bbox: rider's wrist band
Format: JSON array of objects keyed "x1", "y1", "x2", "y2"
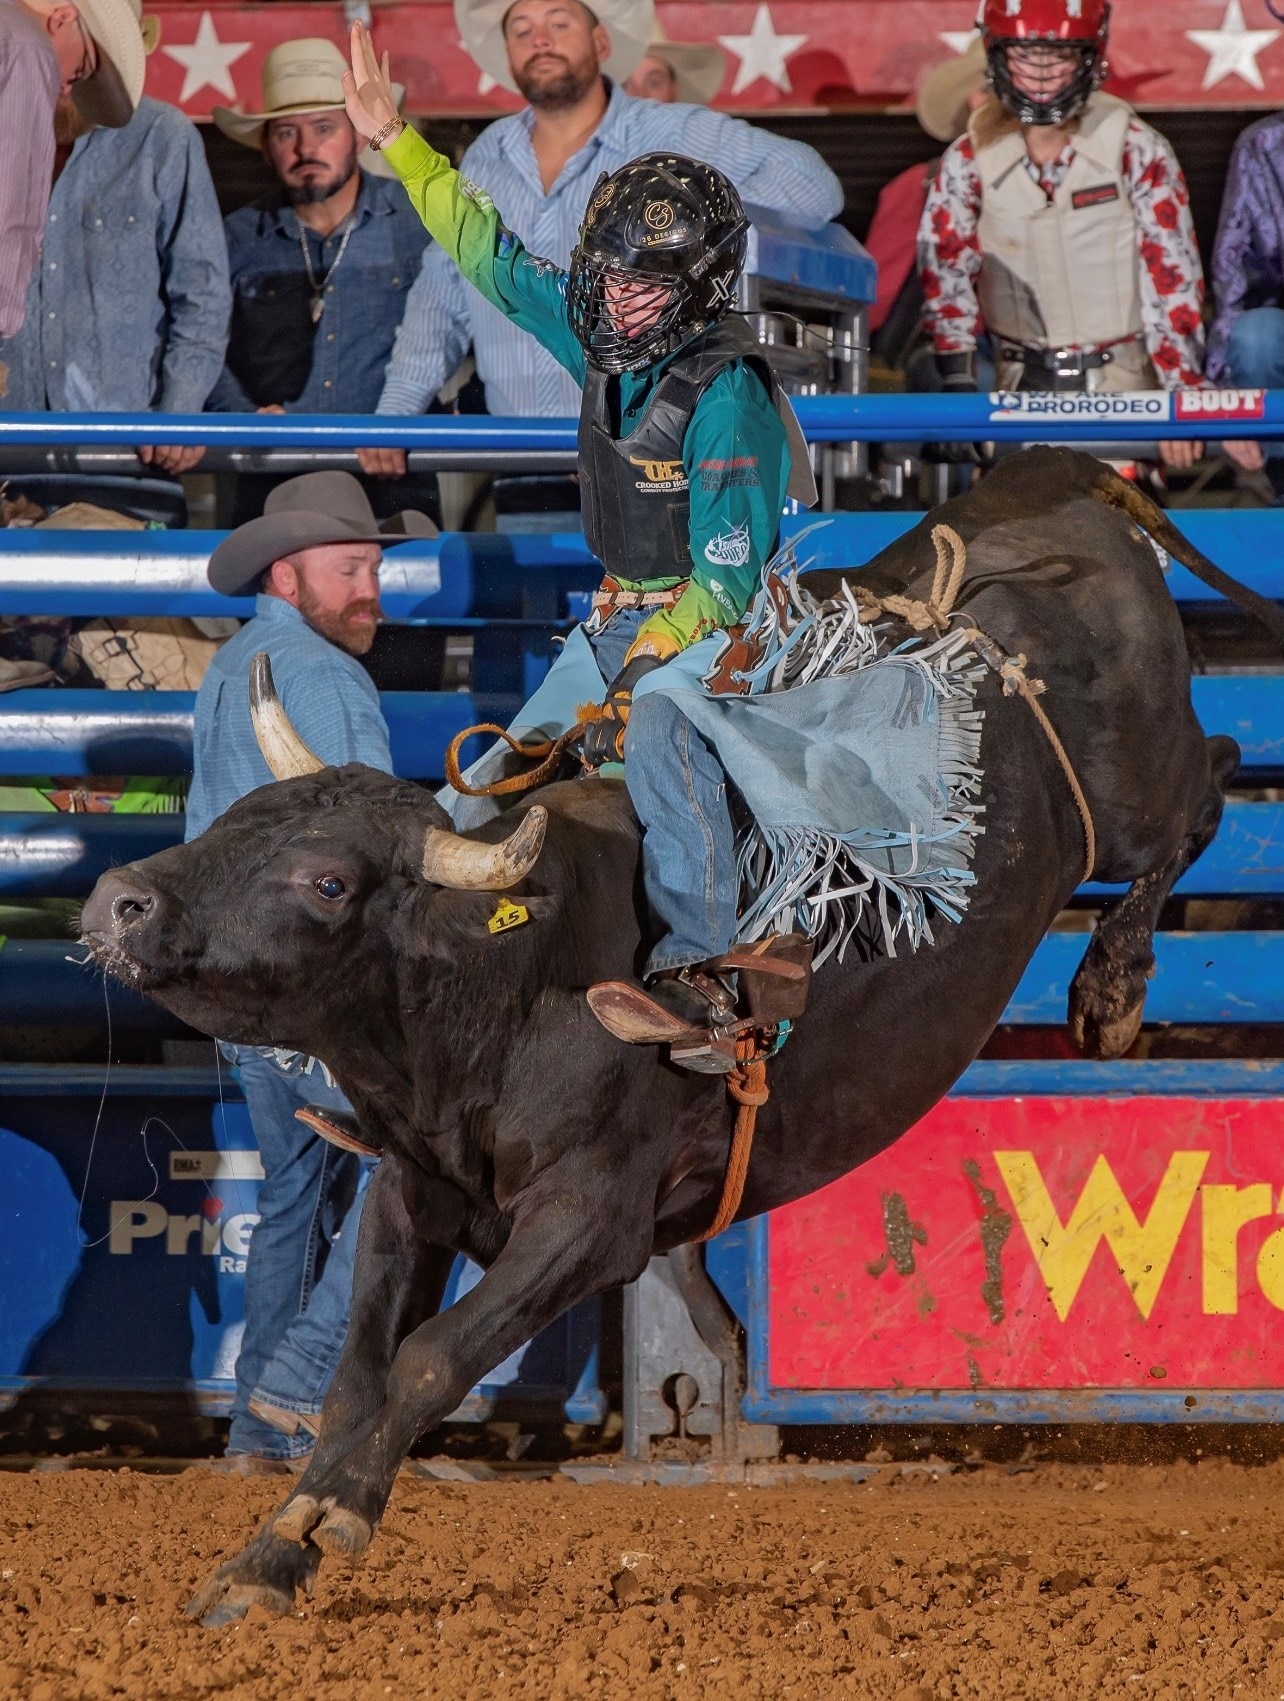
[{"x1": 369, "y1": 118, "x2": 405, "y2": 152}]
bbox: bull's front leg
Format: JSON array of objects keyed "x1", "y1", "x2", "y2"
[
  {"x1": 268, "y1": 1162, "x2": 656, "y2": 1568},
  {"x1": 187, "y1": 1157, "x2": 460, "y2": 1627}
]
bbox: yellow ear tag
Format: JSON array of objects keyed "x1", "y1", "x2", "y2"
[{"x1": 488, "y1": 897, "x2": 530, "y2": 935}]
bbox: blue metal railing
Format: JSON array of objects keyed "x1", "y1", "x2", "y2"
[{"x1": 1, "y1": 388, "x2": 1279, "y2": 448}]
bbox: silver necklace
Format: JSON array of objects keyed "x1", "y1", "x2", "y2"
[{"x1": 298, "y1": 214, "x2": 355, "y2": 324}]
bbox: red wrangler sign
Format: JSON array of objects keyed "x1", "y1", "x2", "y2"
[{"x1": 767, "y1": 1098, "x2": 1284, "y2": 1391}]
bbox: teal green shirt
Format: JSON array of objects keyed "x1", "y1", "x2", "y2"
[{"x1": 384, "y1": 125, "x2": 789, "y2": 652}]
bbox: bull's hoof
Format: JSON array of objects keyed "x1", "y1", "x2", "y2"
[
  {"x1": 185, "y1": 1535, "x2": 319, "y2": 1628},
  {"x1": 314, "y1": 1507, "x2": 374, "y2": 1562},
  {"x1": 1070, "y1": 995, "x2": 1145, "y2": 1061},
  {"x1": 186, "y1": 1577, "x2": 294, "y2": 1629}
]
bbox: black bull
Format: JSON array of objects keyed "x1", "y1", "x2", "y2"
[{"x1": 80, "y1": 449, "x2": 1280, "y2": 1624}]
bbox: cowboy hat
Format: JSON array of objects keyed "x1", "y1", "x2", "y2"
[
  {"x1": 455, "y1": 0, "x2": 654, "y2": 96},
  {"x1": 916, "y1": 34, "x2": 989, "y2": 144},
  {"x1": 631, "y1": 23, "x2": 724, "y2": 105},
  {"x1": 208, "y1": 471, "x2": 438, "y2": 597},
  {"x1": 213, "y1": 37, "x2": 408, "y2": 178},
  {"x1": 71, "y1": 0, "x2": 150, "y2": 128}
]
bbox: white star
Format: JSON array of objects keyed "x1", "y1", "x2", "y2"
[
  {"x1": 940, "y1": 31, "x2": 979, "y2": 54},
  {"x1": 478, "y1": 69, "x2": 497, "y2": 95},
  {"x1": 1186, "y1": 0, "x2": 1280, "y2": 92},
  {"x1": 718, "y1": 4, "x2": 808, "y2": 97},
  {"x1": 161, "y1": 11, "x2": 251, "y2": 105}
]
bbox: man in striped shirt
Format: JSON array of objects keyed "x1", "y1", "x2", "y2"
[{"x1": 358, "y1": 0, "x2": 842, "y2": 478}]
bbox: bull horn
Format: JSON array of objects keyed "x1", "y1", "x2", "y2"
[
  {"x1": 249, "y1": 652, "x2": 326, "y2": 781},
  {"x1": 422, "y1": 805, "x2": 548, "y2": 890}
]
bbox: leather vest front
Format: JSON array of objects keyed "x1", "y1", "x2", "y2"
[
  {"x1": 974, "y1": 93, "x2": 1144, "y2": 353},
  {"x1": 578, "y1": 316, "x2": 815, "y2": 583}
]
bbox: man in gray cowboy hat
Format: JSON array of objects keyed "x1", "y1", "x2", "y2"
[
  {"x1": 0, "y1": 0, "x2": 144, "y2": 339},
  {"x1": 363, "y1": 0, "x2": 842, "y2": 489},
  {"x1": 189, "y1": 470, "x2": 436, "y2": 1463}
]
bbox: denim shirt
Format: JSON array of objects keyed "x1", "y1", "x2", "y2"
[
  {"x1": 186, "y1": 596, "x2": 392, "y2": 841},
  {"x1": 208, "y1": 171, "x2": 431, "y2": 413},
  {"x1": 0, "y1": 97, "x2": 230, "y2": 412},
  {"x1": 377, "y1": 80, "x2": 844, "y2": 419}
]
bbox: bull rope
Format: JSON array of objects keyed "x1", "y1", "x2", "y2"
[
  {"x1": 695, "y1": 1040, "x2": 771, "y2": 1244},
  {"x1": 443, "y1": 722, "x2": 585, "y2": 797},
  {"x1": 855, "y1": 525, "x2": 1097, "y2": 885}
]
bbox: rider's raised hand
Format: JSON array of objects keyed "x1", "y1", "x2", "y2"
[{"x1": 343, "y1": 22, "x2": 400, "y2": 142}]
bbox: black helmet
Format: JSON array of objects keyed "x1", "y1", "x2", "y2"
[{"x1": 567, "y1": 153, "x2": 749, "y2": 375}]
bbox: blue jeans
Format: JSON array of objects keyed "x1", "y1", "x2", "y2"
[
  {"x1": 1225, "y1": 308, "x2": 1284, "y2": 459},
  {"x1": 225, "y1": 1045, "x2": 372, "y2": 1459},
  {"x1": 589, "y1": 612, "x2": 737, "y2": 977}
]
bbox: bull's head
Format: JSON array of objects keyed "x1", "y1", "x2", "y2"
[{"x1": 79, "y1": 655, "x2": 550, "y2": 1052}]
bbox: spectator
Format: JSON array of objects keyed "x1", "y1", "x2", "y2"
[
  {"x1": 360, "y1": 0, "x2": 843, "y2": 482},
  {"x1": 1208, "y1": 116, "x2": 1284, "y2": 476},
  {"x1": 0, "y1": 8, "x2": 229, "y2": 478},
  {"x1": 622, "y1": 24, "x2": 724, "y2": 105},
  {"x1": 189, "y1": 471, "x2": 436, "y2": 1463},
  {"x1": 917, "y1": 1, "x2": 1256, "y2": 472},
  {"x1": 207, "y1": 38, "x2": 438, "y2": 521},
  {"x1": 0, "y1": 0, "x2": 143, "y2": 344},
  {"x1": 866, "y1": 37, "x2": 987, "y2": 367}
]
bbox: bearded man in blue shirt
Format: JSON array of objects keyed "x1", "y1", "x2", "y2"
[{"x1": 359, "y1": 0, "x2": 842, "y2": 485}]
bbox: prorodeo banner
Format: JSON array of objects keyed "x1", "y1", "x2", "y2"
[{"x1": 987, "y1": 389, "x2": 1267, "y2": 424}]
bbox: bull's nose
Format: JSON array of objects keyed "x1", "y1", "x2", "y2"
[{"x1": 82, "y1": 868, "x2": 158, "y2": 939}]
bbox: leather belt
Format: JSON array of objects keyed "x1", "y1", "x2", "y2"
[
  {"x1": 1000, "y1": 333, "x2": 1143, "y2": 391},
  {"x1": 591, "y1": 576, "x2": 689, "y2": 615}
]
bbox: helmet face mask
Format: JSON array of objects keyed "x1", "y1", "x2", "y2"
[
  {"x1": 980, "y1": 0, "x2": 1111, "y2": 125},
  {"x1": 567, "y1": 153, "x2": 749, "y2": 375}
]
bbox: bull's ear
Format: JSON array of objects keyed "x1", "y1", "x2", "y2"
[
  {"x1": 421, "y1": 806, "x2": 547, "y2": 891},
  {"x1": 422, "y1": 888, "x2": 559, "y2": 953}
]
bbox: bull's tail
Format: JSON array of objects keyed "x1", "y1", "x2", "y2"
[{"x1": 1093, "y1": 466, "x2": 1284, "y2": 648}]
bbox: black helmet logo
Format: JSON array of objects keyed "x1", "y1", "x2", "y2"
[{"x1": 644, "y1": 200, "x2": 676, "y2": 233}]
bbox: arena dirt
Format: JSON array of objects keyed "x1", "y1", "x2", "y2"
[{"x1": 2, "y1": 1459, "x2": 1283, "y2": 1699}]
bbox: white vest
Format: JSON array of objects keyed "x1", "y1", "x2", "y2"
[{"x1": 974, "y1": 93, "x2": 1145, "y2": 354}]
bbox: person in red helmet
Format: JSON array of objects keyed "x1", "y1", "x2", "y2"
[{"x1": 917, "y1": 0, "x2": 1259, "y2": 474}]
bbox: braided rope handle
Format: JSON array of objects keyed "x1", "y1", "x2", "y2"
[{"x1": 444, "y1": 722, "x2": 585, "y2": 798}]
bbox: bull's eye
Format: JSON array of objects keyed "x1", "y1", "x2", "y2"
[{"x1": 314, "y1": 875, "x2": 347, "y2": 901}]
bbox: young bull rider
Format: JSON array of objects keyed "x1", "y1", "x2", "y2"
[{"x1": 344, "y1": 22, "x2": 815, "y2": 1068}]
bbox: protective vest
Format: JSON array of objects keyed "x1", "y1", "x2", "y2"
[
  {"x1": 578, "y1": 316, "x2": 816, "y2": 583},
  {"x1": 974, "y1": 93, "x2": 1145, "y2": 354}
]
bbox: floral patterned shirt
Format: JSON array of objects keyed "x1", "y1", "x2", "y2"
[{"x1": 918, "y1": 117, "x2": 1207, "y2": 388}]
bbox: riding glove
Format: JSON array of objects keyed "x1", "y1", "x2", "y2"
[{"x1": 581, "y1": 651, "x2": 667, "y2": 768}]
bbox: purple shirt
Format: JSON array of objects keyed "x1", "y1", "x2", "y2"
[
  {"x1": 0, "y1": 0, "x2": 58, "y2": 341},
  {"x1": 1209, "y1": 112, "x2": 1284, "y2": 384}
]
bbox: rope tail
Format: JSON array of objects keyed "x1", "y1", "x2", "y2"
[{"x1": 1092, "y1": 465, "x2": 1284, "y2": 651}]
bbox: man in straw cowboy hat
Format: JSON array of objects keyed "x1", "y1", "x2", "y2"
[
  {"x1": 208, "y1": 38, "x2": 432, "y2": 439},
  {"x1": 0, "y1": 0, "x2": 144, "y2": 339},
  {"x1": 188, "y1": 470, "x2": 436, "y2": 1462},
  {"x1": 1, "y1": 0, "x2": 228, "y2": 475},
  {"x1": 345, "y1": 23, "x2": 818, "y2": 1068},
  {"x1": 362, "y1": 0, "x2": 840, "y2": 486},
  {"x1": 623, "y1": 23, "x2": 724, "y2": 106}
]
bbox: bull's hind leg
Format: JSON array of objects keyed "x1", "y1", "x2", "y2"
[
  {"x1": 1068, "y1": 735, "x2": 1239, "y2": 1059},
  {"x1": 187, "y1": 1158, "x2": 459, "y2": 1627}
]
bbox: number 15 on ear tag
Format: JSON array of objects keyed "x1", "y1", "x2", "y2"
[{"x1": 488, "y1": 897, "x2": 530, "y2": 934}]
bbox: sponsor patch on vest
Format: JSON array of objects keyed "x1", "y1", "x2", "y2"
[
  {"x1": 629, "y1": 454, "x2": 687, "y2": 492},
  {"x1": 1175, "y1": 387, "x2": 1266, "y2": 423},
  {"x1": 1071, "y1": 183, "x2": 1121, "y2": 210}
]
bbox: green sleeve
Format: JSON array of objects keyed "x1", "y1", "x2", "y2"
[
  {"x1": 638, "y1": 362, "x2": 790, "y2": 652},
  {"x1": 382, "y1": 125, "x2": 586, "y2": 384}
]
